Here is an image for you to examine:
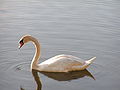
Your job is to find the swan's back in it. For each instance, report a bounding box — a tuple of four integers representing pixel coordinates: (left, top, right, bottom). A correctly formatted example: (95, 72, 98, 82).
(40, 54, 84, 65)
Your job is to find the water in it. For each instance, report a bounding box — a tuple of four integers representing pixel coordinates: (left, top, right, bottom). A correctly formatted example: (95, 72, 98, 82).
(0, 0, 120, 90)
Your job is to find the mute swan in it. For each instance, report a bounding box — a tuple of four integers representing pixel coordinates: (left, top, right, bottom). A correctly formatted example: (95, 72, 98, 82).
(19, 35, 96, 72)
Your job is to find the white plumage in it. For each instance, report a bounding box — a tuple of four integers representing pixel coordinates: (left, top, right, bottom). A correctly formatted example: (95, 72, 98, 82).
(19, 35, 96, 72)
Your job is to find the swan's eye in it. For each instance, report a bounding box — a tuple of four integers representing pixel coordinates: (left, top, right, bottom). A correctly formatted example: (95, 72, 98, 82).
(20, 39, 24, 44)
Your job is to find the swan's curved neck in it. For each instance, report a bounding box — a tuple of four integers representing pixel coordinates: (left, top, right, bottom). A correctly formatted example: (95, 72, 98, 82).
(30, 37, 40, 68)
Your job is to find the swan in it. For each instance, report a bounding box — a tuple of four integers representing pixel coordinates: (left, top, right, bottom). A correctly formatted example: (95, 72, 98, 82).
(19, 35, 96, 72)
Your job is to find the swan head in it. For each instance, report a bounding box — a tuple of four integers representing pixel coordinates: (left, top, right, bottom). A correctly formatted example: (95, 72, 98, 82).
(19, 35, 31, 49)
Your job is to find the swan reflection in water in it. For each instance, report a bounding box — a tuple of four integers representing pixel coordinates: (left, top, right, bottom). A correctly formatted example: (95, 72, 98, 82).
(31, 69, 95, 90)
(32, 70, 42, 90)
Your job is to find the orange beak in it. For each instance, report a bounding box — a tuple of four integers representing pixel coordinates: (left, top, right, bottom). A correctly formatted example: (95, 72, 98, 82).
(19, 42, 24, 49)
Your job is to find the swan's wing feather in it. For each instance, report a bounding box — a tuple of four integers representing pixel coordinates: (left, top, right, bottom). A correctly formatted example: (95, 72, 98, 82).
(40, 54, 84, 65)
(38, 54, 89, 72)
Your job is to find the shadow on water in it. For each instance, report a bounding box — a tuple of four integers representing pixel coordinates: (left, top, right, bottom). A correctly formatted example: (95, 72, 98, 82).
(30, 69, 95, 90)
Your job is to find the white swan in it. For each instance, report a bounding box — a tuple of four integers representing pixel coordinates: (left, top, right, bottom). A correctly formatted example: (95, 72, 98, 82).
(19, 35, 96, 72)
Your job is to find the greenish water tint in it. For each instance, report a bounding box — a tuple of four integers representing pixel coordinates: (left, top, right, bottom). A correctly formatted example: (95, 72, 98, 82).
(0, 0, 120, 90)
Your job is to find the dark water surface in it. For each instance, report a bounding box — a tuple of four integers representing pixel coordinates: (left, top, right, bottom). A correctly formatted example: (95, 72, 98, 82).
(0, 0, 120, 90)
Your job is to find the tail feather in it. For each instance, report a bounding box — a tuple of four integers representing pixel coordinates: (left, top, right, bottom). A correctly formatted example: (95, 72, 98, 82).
(80, 57, 96, 70)
(72, 57, 96, 71)
(85, 57, 96, 65)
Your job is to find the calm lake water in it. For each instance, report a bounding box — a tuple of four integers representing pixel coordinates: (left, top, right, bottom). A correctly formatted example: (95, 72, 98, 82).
(0, 0, 120, 90)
